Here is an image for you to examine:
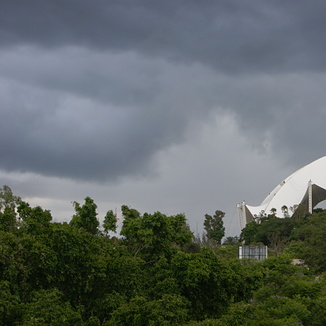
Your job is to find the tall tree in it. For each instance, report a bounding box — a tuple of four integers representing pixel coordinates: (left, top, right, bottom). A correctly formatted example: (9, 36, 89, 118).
(240, 221, 259, 244)
(171, 248, 232, 320)
(103, 210, 117, 234)
(120, 206, 192, 259)
(17, 201, 52, 235)
(0, 185, 21, 212)
(70, 196, 99, 235)
(204, 210, 225, 244)
(0, 207, 17, 232)
(0, 185, 21, 232)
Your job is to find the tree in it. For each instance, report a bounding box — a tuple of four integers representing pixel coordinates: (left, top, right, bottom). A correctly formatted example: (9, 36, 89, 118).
(240, 215, 298, 251)
(70, 197, 99, 235)
(203, 210, 225, 244)
(254, 216, 297, 251)
(20, 289, 83, 325)
(103, 210, 117, 234)
(17, 201, 52, 235)
(0, 185, 21, 212)
(289, 212, 326, 273)
(107, 295, 189, 326)
(240, 221, 259, 244)
(0, 280, 21, 325)
(270, 207, 277, 216)
(203, 255, 326, 326)
(120, 206, 192, 259)
(171, 248, 231, 320)
(223, 236, 240, 245)
(0, 207, 17, 232)
(0, 185, 21, 232)
(281, 205, 289, 217)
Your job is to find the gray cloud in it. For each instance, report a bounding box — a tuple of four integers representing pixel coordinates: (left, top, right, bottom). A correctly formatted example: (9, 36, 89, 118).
(0, 111, 289, 236)
(1, 44, 325, 181)
(1, 1, 326, 236)
(2, 1, 326, 73)
(0, 49, 204, 180)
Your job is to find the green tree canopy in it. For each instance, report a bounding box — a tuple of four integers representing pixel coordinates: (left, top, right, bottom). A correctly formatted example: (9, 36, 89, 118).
(120, 206, 192, 260)
(17, 201, 52, 235)
(288, 212, 326, 273)
(103, 210, 117, 234)
(204, 210, 225, 244)
(0, 185, 21, 212)
(70, 196, 99, 235)
(0, 185, 325, 325)
(0, 185, 21, 232)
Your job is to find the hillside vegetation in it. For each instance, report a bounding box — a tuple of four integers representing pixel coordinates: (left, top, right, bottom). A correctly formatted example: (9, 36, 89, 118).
(0, 186, 325, 325)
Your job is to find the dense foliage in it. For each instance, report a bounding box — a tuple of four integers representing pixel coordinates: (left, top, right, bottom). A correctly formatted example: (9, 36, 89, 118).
(203, 210, 225, 245)
(0, 186, 325, 325)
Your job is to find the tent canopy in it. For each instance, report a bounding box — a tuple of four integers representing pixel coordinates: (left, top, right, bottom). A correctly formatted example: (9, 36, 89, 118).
(238, 156, 326, 228)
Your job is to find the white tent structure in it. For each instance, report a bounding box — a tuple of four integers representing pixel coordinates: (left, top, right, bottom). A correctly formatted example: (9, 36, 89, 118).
(238, 156, 326, 229)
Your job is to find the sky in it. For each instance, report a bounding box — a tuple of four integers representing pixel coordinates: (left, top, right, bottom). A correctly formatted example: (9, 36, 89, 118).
(1, 0, 326, 237)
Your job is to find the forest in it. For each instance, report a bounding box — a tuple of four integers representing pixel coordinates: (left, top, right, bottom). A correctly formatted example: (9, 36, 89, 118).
(0, 185, 325, 325)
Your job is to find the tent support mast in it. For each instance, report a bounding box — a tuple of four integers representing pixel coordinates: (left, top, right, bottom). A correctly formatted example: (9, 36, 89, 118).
(308, 180, 313, 214)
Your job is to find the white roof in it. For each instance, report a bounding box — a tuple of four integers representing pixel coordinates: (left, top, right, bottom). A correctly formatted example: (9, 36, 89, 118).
(241, 156, 326, 224)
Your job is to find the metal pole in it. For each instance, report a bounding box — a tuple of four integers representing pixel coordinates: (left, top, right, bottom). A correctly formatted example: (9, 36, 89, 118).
(308, 180, 313, 214)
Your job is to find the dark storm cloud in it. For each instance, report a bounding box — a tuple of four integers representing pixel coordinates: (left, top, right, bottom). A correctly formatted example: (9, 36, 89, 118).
(0, 47, 202, 180)
(0, 78, 186, 181)
(1, 0, 326, 183)
(2, 0, 326, 73)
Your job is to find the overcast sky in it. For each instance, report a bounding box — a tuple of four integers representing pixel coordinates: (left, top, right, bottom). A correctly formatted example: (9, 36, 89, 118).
(1, 0, 326, 237)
